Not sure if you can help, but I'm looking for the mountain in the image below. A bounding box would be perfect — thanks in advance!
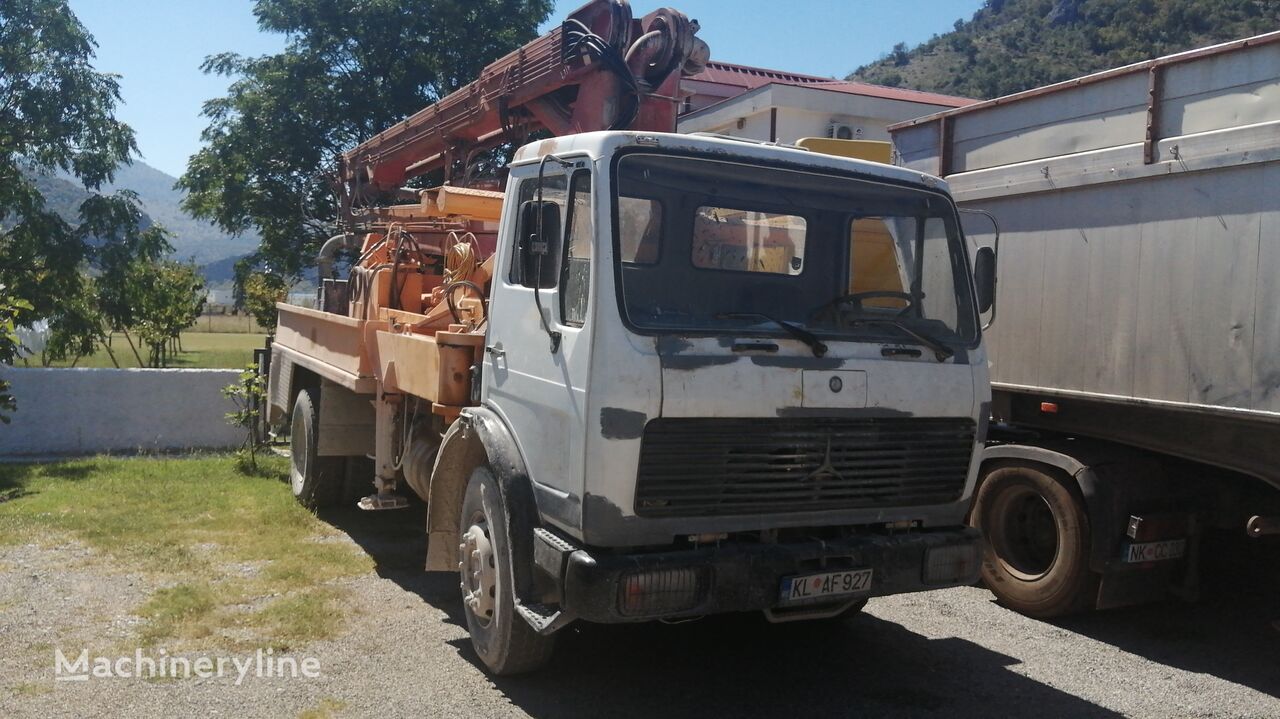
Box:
[849,0,1280,100]
[198,253,248,285]
[29,160,260,283]
[96,161,259,267]
[18,171,158,236]
[27,172,99,225]
[29,161,308,292]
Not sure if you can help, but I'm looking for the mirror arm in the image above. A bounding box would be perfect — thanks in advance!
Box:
[532,153,573,353]
[532,251,561,353]
[959,207,1000,330]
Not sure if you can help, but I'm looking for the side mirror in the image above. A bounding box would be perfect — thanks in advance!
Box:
[516,200,561,288]
[973,246,996,314]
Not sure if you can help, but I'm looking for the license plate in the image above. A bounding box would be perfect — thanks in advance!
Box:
[1124,539,1187,563]
[779,568,873,603]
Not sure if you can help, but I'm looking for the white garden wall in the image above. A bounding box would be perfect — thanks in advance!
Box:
[0,368,244,456]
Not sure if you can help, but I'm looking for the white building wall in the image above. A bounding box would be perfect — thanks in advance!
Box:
[0,368,244,456]
[775,108,893,143]
[678,83,961,148]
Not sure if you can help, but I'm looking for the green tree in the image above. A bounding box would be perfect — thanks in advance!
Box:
[890,42,910,66]
[39,278,103,366]
[0,291,32,423]
[179,0,554,314]
[81,192,172,366]
[223,365,268,471]
[130,261,206,367]
[0,0,168,381]
[240,271,289,336]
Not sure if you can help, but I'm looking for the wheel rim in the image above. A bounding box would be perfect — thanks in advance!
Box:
[459,513,497,627]
[988,485,1059,580]
[290,410,308,495]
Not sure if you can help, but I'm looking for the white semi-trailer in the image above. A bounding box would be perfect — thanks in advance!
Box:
[891,31,1280,616]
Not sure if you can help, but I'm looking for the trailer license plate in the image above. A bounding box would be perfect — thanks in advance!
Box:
[1124,539,1187,563]
[779,569,873,603]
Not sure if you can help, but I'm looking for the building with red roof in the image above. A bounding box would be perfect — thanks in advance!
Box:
[677,60,976,149]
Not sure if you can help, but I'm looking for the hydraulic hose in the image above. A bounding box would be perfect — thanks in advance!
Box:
[317,233,359,280]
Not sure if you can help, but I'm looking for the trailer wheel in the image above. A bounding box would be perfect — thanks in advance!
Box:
[972,464,1096,617]
[458,466,555,675]
[289,388,345,509]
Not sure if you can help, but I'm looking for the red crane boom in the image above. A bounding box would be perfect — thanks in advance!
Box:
[339,0,708,204]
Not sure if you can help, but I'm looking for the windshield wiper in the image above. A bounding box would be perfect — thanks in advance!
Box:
[715,312,828,357]
[851,318,954,362]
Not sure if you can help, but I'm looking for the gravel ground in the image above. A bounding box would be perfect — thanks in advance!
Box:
[2,508,1277,719]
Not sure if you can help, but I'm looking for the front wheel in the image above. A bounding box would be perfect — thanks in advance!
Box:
[971,464,1098,617]
[458,466,555,675]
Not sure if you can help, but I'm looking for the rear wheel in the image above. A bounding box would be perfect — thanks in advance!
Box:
[971,464,1097,617]
[289,388,345,509]
[458,466,555,675]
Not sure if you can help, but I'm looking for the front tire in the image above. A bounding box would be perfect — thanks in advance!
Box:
[289,388,345,509]
[971,464,1097,617]
[458,466,555,675]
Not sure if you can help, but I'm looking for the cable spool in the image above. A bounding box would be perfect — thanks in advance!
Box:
[440,231,485,326]
[443,231,478,285]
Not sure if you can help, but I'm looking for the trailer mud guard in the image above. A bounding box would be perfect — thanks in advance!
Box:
[980,442,1117,573]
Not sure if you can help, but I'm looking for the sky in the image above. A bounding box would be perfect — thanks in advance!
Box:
[69,0,984,179]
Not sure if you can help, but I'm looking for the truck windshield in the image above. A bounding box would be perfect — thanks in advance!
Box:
[612,153,978,348]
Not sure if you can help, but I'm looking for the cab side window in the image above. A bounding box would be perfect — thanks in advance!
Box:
[561,172,592,326]
[916,217,959,328]
[618,196,662,264]
[509,174,567,288]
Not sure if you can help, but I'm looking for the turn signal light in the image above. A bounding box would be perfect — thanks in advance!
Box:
[618,567,709,617]
[924,544,979,586]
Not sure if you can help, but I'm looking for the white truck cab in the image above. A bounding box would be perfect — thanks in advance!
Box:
[490,130,989,534]
[472,131,988,622]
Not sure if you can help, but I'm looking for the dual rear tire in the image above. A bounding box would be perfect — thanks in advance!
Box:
[288,388,369,509]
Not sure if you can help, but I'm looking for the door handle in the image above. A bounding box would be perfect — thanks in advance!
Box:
[485,343,505,359]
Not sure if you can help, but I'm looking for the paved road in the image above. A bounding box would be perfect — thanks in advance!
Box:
[5,508,1277,718]
[326,509,1280,719]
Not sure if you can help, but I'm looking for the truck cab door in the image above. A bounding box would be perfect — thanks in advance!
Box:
[482,165,595,532]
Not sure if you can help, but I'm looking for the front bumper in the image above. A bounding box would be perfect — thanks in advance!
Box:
[551,527,982,623]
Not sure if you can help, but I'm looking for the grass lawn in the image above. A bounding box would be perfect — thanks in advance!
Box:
[0,454,373,650]
[38,331,267,370]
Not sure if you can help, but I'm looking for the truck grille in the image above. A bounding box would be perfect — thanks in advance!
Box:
[634,417,975,518]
